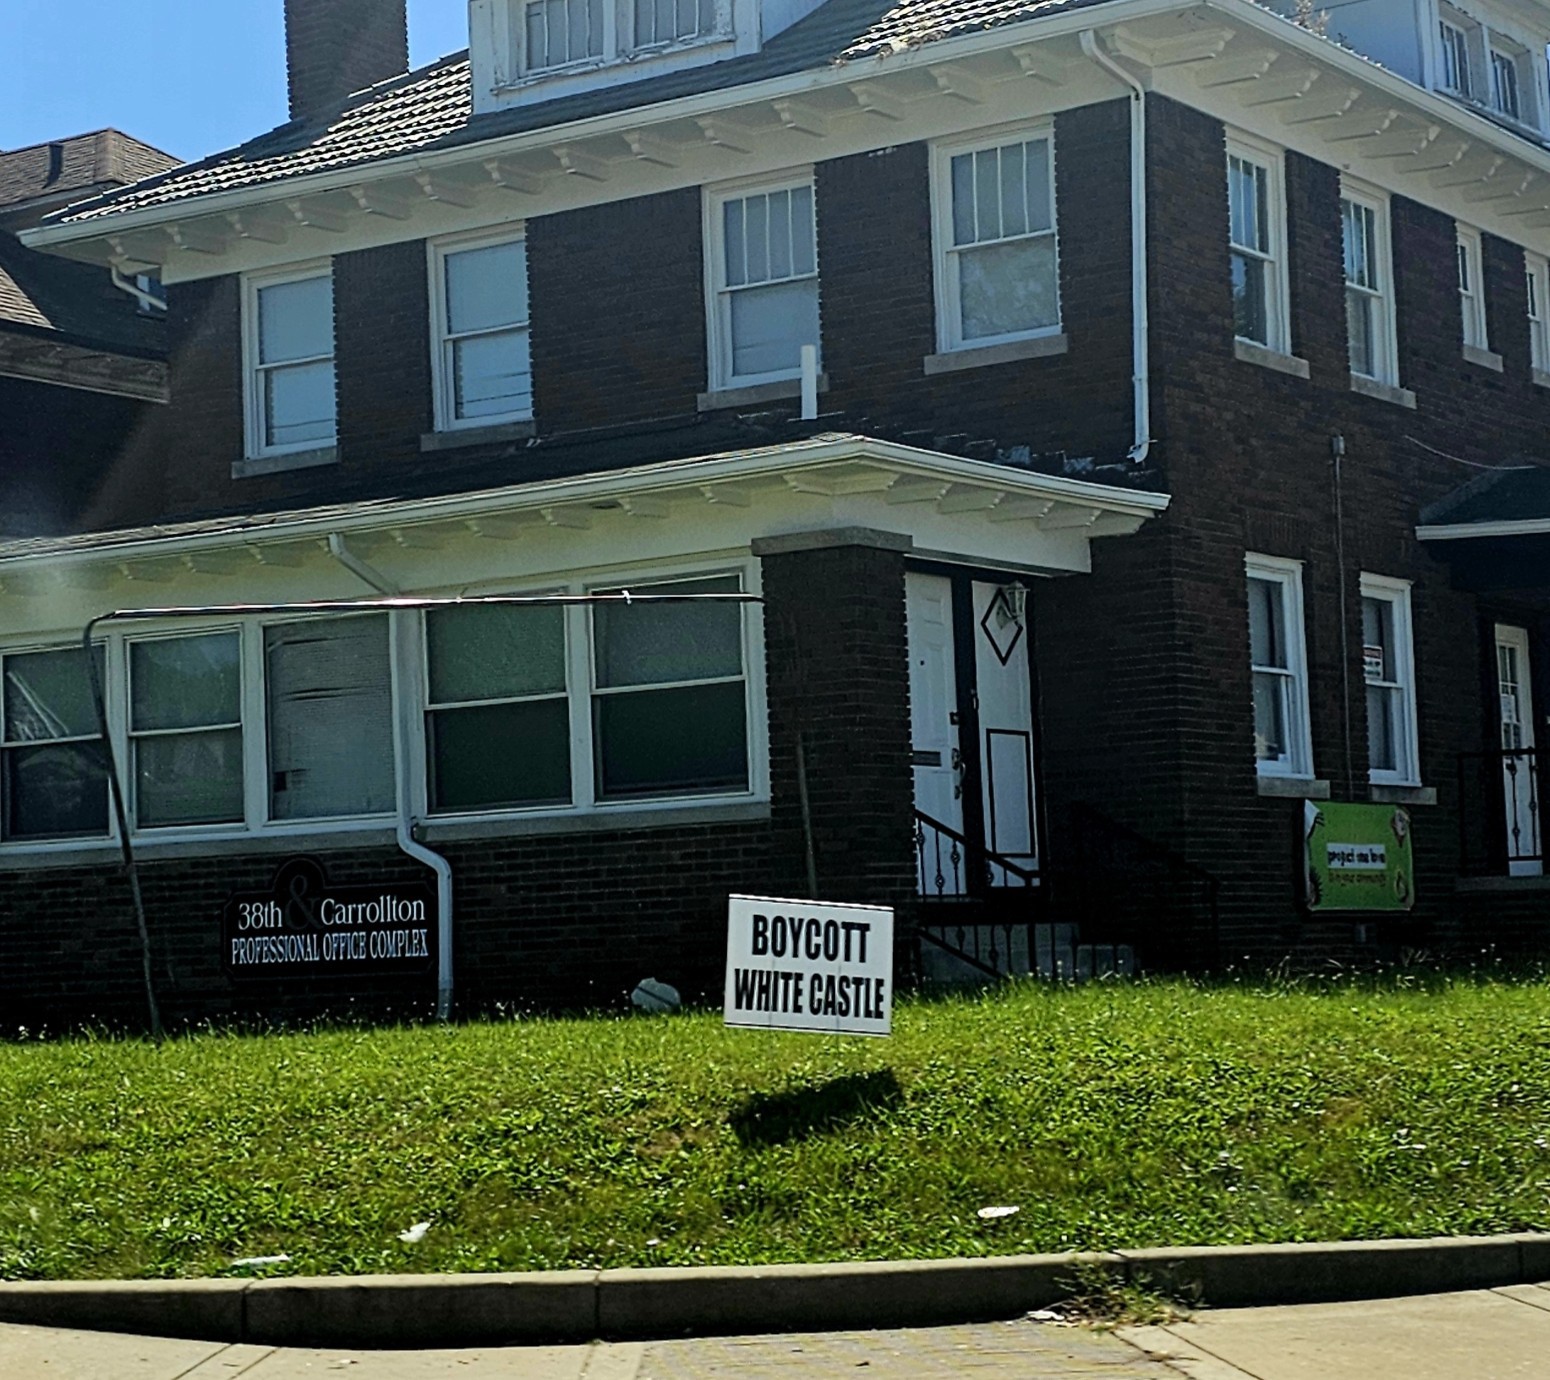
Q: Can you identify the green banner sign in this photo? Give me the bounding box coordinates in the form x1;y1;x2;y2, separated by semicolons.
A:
1304;801;1415;913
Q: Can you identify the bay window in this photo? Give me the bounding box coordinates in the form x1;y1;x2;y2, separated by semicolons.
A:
933;127;1060;351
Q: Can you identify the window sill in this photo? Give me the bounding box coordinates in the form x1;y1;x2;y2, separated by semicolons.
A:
1257;775;1331;799
0;824;400;872
1370;783;1437;806
1234;340;1310;379
421;798;770;844
420;421;536;453
232;446;338;479
1463;343;1504;372
1533;368;1550;390
698;375;828;412
1350;374;1417;409
923;334;1068;376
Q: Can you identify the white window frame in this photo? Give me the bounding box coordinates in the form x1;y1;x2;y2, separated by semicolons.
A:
1457;225;1490;350
1527;251;1550;374
1226;134;1291;356
1246;554;1314;780
412;559;767;825
1359;575;1421;789
703;170;821;392
929;121;1062;355
1340;181;1399;386
506;0;731;77
1439;15;1475;97
241;261;336;462
428;228;533;433
1490;43;1524;120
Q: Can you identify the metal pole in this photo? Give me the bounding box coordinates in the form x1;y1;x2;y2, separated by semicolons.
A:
83;617;162;1042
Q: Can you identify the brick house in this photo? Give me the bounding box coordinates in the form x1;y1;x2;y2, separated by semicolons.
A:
7;0;1549;1030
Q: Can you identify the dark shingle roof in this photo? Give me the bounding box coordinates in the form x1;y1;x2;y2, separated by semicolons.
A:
0;131;178;221
49;0;1108;227
1421;466;1550;527
0;229;164;355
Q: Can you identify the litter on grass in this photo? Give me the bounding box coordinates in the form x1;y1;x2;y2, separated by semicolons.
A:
977;1205;1020;1220
397;1222;431;1244
230;1255;291;1268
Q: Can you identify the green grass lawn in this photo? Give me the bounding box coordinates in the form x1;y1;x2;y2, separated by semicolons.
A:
3;975;1550;1281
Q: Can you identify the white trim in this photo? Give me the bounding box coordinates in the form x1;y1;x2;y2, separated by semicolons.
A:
1226;131;1291;356
930;119;1061;355
1457;223;1490;351
1246;552;1314;780
1418;515;1550;539
703;168;821;392
1341;178;1400;388
1359;573;1421;788
241;260;336;462
427;225;533;433
1526;249;1549;372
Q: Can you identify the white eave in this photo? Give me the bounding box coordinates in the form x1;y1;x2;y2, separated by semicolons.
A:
23;0;1550;268
1417;518;1550;540
0;435;1169;592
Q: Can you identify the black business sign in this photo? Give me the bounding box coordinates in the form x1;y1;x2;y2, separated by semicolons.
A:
223;857;437;980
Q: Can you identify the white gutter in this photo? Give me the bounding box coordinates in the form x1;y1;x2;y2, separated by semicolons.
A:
0;435;1171;576
1081;30;1151;467
109;265;165;313
1417;518;1550;540
21;0;1550;254
326;534;455;1022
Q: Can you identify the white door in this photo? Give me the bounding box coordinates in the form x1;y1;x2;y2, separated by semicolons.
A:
907;572;962;851
973;581;1038;884
1496;625;1541;877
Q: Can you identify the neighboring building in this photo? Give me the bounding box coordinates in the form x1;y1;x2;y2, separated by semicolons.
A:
7;0;1549;1030
0;131;177;534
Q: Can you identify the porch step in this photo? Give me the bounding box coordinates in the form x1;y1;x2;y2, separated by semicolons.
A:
915;918;1137;987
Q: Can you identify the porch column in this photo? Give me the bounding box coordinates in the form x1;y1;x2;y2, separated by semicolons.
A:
756;530;917;910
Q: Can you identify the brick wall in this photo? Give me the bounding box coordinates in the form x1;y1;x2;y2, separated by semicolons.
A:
528;188;706;432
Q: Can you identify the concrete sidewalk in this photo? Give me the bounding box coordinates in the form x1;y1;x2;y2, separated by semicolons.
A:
9;1286;1550;1379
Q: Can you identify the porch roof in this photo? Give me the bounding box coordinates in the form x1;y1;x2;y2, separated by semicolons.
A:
0;433;1169;595
1417;466;1550;542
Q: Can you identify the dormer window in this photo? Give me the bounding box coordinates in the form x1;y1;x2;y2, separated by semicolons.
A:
1491;44;1524;120
1439;19;1473;96
510;0;727;77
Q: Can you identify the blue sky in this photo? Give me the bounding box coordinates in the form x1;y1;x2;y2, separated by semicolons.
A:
1;2;470;164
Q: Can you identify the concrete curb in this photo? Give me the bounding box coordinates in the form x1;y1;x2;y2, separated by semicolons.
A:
0;1233;1545;1349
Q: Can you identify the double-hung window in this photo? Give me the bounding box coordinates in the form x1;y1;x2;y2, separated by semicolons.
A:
933;127;1060;351
1246;555;1313;779
592;575;749;800
1360;576;1420;787
129;632;243;828
706;176;820;391
431;233;532;430
1227;139;1289;354
244;265;335;459
1528;252;1550;374
1341;185;1397;385
1;646;107;841
425;603;570;812
1457;226;1489;350
524;0;606;70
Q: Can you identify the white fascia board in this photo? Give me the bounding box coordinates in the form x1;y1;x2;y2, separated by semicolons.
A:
1416;518;1550;539
0;436;1169;576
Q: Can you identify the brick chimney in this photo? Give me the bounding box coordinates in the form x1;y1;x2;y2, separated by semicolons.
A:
284;0;409;122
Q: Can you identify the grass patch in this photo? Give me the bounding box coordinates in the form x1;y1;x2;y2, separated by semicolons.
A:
3;975;1550;1280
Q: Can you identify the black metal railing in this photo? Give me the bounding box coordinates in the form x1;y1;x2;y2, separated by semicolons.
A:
1459;748;1543;875
1053;803;1222;972
912;810;1041;980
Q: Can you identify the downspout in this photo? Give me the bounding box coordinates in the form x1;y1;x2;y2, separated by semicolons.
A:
1080;30;1152;466
109;265;164;313
325;534;456;1022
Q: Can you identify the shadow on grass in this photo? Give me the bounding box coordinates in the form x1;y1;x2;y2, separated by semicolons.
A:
729;1069;903;1148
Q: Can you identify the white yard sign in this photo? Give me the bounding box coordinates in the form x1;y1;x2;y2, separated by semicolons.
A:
724;895;893;1036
